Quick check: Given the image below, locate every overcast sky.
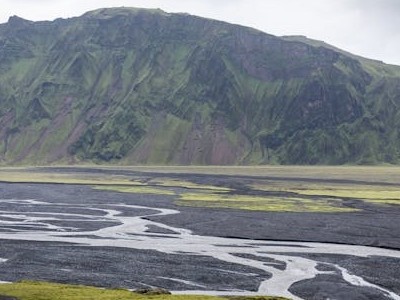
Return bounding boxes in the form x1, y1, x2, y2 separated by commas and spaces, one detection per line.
1, 0, 399, 66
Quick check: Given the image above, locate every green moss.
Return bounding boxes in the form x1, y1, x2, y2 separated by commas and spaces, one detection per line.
142, 114, 192, 164
4, 57, 37, 81
178, 192, 358, 213
151, 178, 231, 192
0, 281, 288, 300
1, 9, 400, 165
283, 188, 400, 206
93, 185, 176, 195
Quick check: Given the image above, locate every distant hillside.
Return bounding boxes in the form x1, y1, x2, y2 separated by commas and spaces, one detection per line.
1, 7, 400, 165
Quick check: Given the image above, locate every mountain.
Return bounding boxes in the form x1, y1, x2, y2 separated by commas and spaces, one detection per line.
1, 7, 400, 165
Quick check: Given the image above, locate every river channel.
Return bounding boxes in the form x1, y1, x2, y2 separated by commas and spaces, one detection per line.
0, 196, 399, 300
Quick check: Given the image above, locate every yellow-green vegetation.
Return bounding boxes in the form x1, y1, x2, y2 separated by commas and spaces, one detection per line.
252, 182, 400, 206
4, 165, 399, 184
289, 187, 400, 205
91, 180, 230, 197
0, 169, 146, 186
0, 281, 289, 300
1, 166, 399, 211
95, 165, 400, 185
0, 169, 229, 193
93, 185, 176, 195
151, 178, 230, 192
177, 193, 357, 213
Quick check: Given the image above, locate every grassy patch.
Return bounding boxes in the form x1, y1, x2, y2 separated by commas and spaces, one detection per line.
93, 185, 176, 195
1, 166, 398, 211
0, 169, 229, 193
252, 182, 400, 206
92, 179, 230, 195
151, 178, 231, 192
0, 171, 146, 186
100, 166, 400, 184
177, 193, 357, 212
290, 188, 400, 205
0, 281, 288, 300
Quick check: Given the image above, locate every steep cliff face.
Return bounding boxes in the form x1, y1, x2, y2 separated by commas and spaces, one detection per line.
0, 7, 400, 165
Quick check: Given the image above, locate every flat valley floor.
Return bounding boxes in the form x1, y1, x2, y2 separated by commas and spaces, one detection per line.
0, 166, 399, 300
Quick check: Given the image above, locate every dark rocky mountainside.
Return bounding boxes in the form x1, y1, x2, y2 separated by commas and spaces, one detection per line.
1, 7, 400, 165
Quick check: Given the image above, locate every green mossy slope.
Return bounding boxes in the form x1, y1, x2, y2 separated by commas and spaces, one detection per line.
1, 8, 400, 165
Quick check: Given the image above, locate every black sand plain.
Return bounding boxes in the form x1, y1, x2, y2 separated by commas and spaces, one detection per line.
0, 167, 398, 300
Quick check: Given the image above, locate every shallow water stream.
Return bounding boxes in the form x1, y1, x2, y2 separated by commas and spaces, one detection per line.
0, 199, 399, 300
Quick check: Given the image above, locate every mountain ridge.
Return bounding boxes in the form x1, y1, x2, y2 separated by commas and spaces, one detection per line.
1, 7, 400, 165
